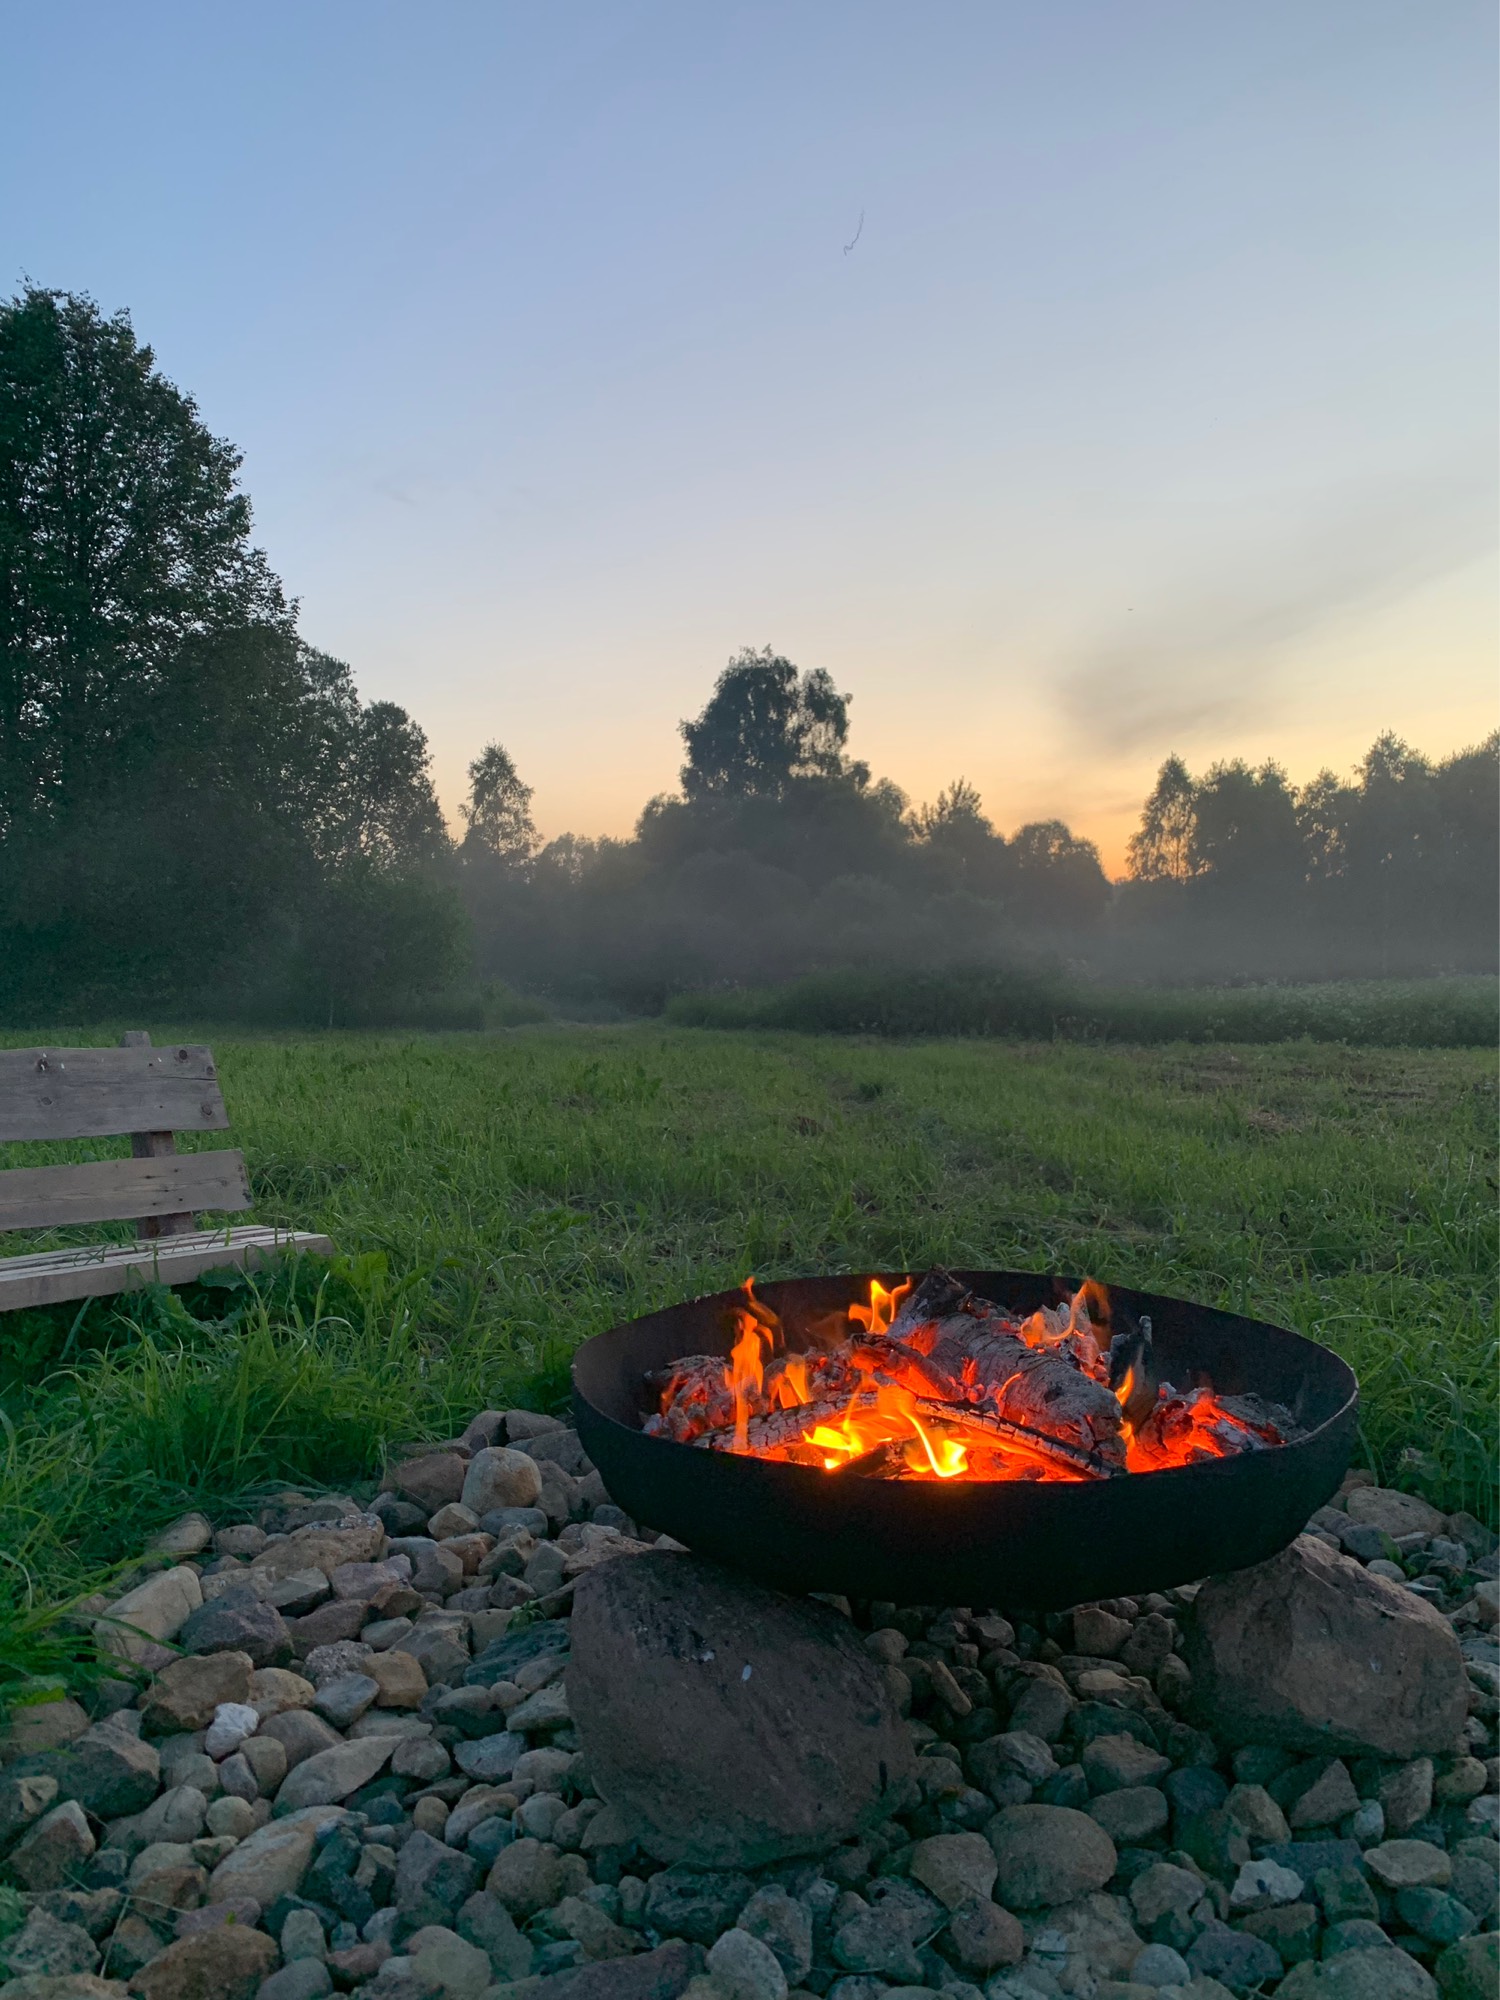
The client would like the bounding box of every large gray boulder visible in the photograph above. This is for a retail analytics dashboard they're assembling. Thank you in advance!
[1184,1535,1468,1759]
[567,1553,916,1868]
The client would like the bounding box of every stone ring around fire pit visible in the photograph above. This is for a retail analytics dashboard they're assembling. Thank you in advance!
[572,1270,1358,1611]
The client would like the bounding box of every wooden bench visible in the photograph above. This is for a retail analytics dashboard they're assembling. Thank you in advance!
[0,1032,332,1311]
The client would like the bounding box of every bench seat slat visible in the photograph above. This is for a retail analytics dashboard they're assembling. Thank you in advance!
[0,1152,253,1232]
[0,1045,229,1142]
[0,1228,335,1311]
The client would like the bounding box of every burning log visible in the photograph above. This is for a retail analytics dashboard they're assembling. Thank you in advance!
[645,1265,1298,1483]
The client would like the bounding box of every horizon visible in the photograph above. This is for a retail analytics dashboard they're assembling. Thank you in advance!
[4,0,1495,873]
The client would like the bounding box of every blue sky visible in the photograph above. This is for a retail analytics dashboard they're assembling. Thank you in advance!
[4,0,1495,864]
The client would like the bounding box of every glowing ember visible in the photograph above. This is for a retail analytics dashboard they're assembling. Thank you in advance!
[644,1268,1299,1481]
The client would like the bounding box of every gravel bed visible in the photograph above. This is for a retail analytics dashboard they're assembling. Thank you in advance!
[0,1409,1495,2000]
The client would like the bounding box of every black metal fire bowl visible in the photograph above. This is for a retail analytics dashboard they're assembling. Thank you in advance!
[572,1271,1358,1611]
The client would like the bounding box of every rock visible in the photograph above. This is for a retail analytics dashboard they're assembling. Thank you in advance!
[10,1801,98,1891]
[946,1900,1023,1976]
[968,1732,1057,1794]
[643,1867,756,1946]
[462,1448,543,1516]
[36,1727,162,1820]
[734,1888,813,1984]
[0,1769,59,1846]
[1313,1864,1378,1924]
[831,1907,924,1984]
[568,1554,915,1868]
[1323,1919,1395,1956]
[0,1976,127,1999]
[1380,1759,1435,1835]
[266,1569,331,1617]
[207,1805,344,1904]
[404,1924,493,1997]
[1129,1860,1207,1950]
[985,1803,1116,1909]
[1184,1920,1282,1992]
[293,1602,380,1657]
[205,1794,256,1839]
[216,1751,258,1801]
[1365,1839,1452,1890]
[907,1833,997,1910]
[1223,1782,1289,1845]
[203,1703,261,1759]
[1228,1859,1305,1913]
[1083,1734,1171,1795]
[1289,1761,1360,1829]
[1,1908,100,1980]
[96,1567,203,1665]
[388,1451,467,1511]
[453,1732,526,1783]
[240,1735,286,1794]
[536,1939,706,2000]
[256,1964,332,2000]
[247,1669,315,1720]
[1277,1945,1438,1996]
[142,1654,255,1736]
[1130,1942,1191,1986]
[136,1783,209,1847]
[1237,1900,1319,1968]
[1183,1537,1468,1759]
[127,1922,279,1998]
[706,1931,787,2000]
[1088,1786,1169,1844]
[487,1836,586,1919]
[258,1710,342,1769]
[1396,1887,1478,1946]
[388,1826,479,1927]
[0,1696,91,1763]
[1344,1487,1446,1539]
[455,1890,535,1981]
[177,1590,291,1669]
[311,1675,379,1729]
[549,1893,638,1962]
[508,1683,571,1734]
[273,1735,395,1810]
[1436,1932,1500,1999]
[1007,1677,1075,1742]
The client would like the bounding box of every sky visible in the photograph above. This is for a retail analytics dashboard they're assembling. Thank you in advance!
[3,1,1496,871]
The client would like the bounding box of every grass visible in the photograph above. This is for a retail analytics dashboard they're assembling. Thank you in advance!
[0,1024,1495,1699]
[666,968,1499,1047]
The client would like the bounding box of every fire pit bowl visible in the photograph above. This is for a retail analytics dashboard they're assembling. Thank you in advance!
[572,1270,1358,1609]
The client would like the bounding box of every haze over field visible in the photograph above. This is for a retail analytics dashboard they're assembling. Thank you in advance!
[3,1,1495,869]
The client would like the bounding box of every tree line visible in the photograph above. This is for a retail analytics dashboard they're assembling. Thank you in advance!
[2,288,1494,1023]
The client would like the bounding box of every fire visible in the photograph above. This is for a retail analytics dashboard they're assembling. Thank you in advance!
[648,1269,1296,1482]
[728,1278,773,1451]
[848,1277,912,1336]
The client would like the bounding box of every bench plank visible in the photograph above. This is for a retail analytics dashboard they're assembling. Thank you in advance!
[0,1152,252,1232]
[0,1046,229,1143]
[0,1227,335,1311]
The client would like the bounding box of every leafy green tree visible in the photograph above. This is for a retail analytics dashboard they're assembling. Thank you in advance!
[1127,755,1198,881]
[680,646,864,800]
[0,286,288,821]
[1008,820,1110,925]
[1189,759,1302,894]
[461,742,537,865]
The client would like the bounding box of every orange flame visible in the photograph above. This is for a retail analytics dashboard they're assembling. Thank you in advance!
[727,1276,775,1452]
[847,1276,912,1336]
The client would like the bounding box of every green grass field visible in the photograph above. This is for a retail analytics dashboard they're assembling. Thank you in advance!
[1,1025,1495,1693]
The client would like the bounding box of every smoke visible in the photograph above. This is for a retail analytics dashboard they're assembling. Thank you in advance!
[1055,462,1497,751]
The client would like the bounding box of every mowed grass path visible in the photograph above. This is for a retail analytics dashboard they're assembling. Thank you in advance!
[2,1027,1495,1623]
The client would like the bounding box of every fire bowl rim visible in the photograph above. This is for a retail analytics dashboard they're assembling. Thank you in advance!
[570,1269,1360,1610]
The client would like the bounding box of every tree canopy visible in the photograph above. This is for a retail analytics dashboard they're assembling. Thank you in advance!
[0,286,462,1021]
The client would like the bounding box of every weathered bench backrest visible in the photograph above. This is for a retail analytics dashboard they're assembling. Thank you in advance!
[0,1034,251,1239]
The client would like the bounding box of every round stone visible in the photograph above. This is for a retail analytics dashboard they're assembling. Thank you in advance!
[986,1804,1116,1909]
